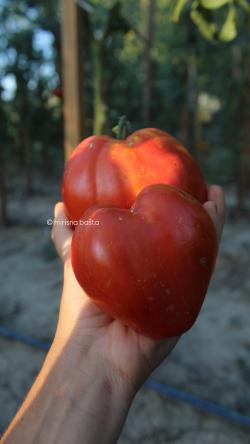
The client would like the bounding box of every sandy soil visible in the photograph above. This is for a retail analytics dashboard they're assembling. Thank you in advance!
[0,179,250,443]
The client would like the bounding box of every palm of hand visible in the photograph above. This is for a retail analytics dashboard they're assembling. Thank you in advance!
[58,260,177,390]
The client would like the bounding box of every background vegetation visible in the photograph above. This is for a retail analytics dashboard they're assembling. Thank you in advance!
[0,0,250,225]
[1,3,250,439]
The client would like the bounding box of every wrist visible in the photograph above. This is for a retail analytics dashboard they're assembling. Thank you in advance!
[49,334,136,399]
[3,336,134,444]
[42,337,134,443]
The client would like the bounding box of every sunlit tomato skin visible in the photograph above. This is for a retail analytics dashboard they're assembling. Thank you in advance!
[62,128,207,221]
[71,184,217,339]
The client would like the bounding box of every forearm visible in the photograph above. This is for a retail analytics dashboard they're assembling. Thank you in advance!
[2,338,134,444]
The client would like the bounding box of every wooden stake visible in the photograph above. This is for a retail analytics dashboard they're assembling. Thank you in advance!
[61,0,85,160]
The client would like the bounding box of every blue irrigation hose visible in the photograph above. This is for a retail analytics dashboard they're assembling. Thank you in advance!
[0,326,50,351]
[1,324,250,429]
[145,379,250,428]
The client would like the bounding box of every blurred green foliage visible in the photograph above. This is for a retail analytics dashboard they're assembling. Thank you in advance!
[171,0,249,42]
[0,0,250,203]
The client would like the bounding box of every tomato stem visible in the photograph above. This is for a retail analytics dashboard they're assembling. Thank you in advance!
[112,115,131,139]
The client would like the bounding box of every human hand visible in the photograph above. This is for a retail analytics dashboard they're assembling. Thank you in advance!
[2,187,225,444]
[51,185,225,394]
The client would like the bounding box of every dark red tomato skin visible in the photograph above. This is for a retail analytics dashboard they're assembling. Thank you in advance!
[62,128,207,221]
[71,184,217,339]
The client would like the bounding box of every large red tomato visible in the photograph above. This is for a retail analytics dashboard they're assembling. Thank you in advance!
[62,128,207,221]
[71,184,217,339]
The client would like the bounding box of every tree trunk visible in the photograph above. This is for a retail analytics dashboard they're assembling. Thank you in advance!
[42,139,52,176]
[237,23,250,211]
[237,117,250,211]
[187,54,199,158]
[0,166,8,227]
[25,138,33,195]
[142,0,156,125]
[92,38,107,134]
[20,122,33,195]
[180,65,189,146]
[237,143,249,212]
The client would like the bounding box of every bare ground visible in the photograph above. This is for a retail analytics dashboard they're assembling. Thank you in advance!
[0,179,250,443]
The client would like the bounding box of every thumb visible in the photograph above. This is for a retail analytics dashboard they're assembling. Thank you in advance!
[51,203,73,263]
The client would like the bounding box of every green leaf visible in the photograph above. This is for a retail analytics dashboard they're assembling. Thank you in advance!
[190,9,217,40]
[91,0,118,9]
[77,0,95,14]
[238,0,250,12]
[219,6,237,41]
[171,0,189,22]
[199,0,231,9]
